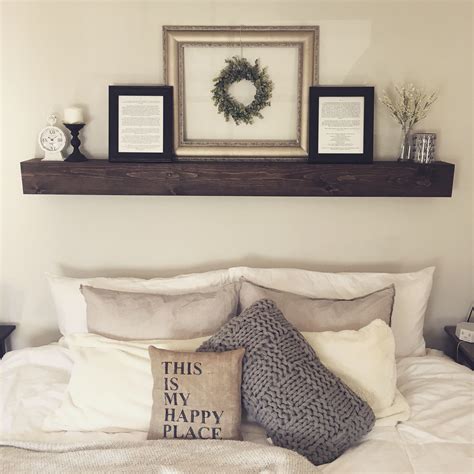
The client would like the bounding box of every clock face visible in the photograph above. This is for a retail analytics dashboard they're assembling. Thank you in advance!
[39,126,66,152]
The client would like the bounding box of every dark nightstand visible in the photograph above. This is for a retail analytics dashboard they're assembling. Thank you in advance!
[0,325,15,359]
[444,326,474,370]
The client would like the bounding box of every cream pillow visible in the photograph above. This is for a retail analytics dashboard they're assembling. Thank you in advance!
[302,319,409,421]
[42,333,209,433]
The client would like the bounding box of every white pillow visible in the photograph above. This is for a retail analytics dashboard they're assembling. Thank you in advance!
[302,319,403,418]
[46,269,232,335]
[42,333,209,433]
[230,266,434,357]
[47,266,434,357]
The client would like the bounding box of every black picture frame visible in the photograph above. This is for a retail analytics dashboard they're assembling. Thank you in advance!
[309,86,374,164]
[109,85,173,162]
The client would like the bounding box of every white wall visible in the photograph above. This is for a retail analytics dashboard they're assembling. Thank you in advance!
[1,0,472,350]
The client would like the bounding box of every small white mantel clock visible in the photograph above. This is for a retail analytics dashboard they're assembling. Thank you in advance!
[38,114,66,161]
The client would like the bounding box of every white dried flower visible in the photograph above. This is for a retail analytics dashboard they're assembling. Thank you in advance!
[379,83,438,130]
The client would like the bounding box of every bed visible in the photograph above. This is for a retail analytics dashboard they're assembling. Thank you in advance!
[0,267,473,473]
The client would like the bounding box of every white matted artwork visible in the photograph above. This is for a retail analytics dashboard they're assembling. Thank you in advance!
[118,96,164,153]
[317,96,365,154]
[163,26,319,159]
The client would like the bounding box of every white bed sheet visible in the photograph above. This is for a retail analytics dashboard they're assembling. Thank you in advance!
[0,344,472,473]
[0,341,269,446]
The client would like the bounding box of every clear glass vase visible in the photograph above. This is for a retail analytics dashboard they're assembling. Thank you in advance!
[398,127,413,161]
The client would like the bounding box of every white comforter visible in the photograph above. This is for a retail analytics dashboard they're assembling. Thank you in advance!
[0,344,472,473]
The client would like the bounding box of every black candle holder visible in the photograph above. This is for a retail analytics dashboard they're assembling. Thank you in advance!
[64,123,88,162]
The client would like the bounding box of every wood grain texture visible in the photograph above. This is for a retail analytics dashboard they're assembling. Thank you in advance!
[20,159,455,197]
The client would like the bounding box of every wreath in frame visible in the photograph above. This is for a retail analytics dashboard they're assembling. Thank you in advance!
[211,56,274,125]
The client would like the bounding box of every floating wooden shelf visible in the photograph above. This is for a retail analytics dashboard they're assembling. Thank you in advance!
[20,158,455,197]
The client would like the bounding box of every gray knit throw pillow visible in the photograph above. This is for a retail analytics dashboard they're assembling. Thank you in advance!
[197,299,375,465]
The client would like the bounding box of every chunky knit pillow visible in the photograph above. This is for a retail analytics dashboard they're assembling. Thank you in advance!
[197,299,375,465]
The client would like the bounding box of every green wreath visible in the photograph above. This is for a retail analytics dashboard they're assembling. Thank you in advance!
[211,56,274,125]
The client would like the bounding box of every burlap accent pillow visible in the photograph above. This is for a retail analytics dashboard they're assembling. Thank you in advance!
[198,299,375,465]
[148,346,244,441]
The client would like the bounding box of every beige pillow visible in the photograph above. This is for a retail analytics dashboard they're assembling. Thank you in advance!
[148,346,244,441]
[239,281,394,332]
[81,283,239,340]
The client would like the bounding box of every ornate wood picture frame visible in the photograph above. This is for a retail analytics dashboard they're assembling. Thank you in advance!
[163,26,319,159]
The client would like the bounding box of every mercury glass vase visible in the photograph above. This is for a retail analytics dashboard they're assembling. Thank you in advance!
[398,127,413,162]
[413,133,436,164]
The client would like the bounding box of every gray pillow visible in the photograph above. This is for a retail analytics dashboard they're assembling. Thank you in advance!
[239,281,395,332]
[198,299,375,466]
[81,283,239,340]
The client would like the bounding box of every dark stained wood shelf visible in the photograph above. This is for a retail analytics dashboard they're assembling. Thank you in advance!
[20,158,454,197]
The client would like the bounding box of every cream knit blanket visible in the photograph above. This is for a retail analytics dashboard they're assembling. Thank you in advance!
[0,439,318,473]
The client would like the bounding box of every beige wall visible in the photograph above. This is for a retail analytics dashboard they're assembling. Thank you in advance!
[1,1,472,350]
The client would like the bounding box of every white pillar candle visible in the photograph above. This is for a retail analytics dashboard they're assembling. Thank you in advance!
[63,106,84,124]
